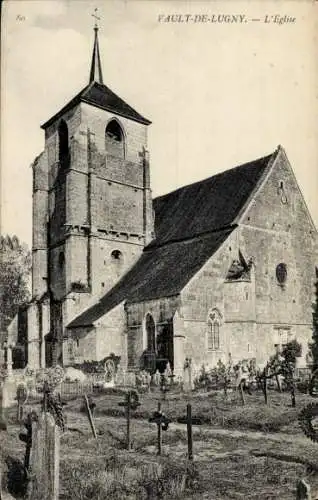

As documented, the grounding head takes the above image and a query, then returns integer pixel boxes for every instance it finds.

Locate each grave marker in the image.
[177,403,202,461]
[148,402,171,455]
[183,358,192,393]
[118,390,140,450]
[296,479,312,500]
[83,394,97,439]
[186,404,193,461]
[28,412,60,500]
[16,382,28,423]
[0,381,7,430]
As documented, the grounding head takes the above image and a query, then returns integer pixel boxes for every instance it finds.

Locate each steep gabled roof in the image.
[68,228,233,329]
[151,151,276,247]
[68,149,278,329]
[41,81,151,129]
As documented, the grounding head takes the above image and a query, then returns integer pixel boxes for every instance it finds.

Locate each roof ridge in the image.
[153,151,275,204]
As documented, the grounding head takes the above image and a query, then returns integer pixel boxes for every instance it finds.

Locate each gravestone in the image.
[0,381,7,430]
[6,346,13,378]
[164,362,172,380]
[153,370,161,387]
[104,359,116,387]
[296,479,312,500]
[115,365,125,385]
[28,412,60,500]
[183,358,193,392]
[16,382,28,422]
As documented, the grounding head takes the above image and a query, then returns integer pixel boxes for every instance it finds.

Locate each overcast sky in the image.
[1,0,317,247]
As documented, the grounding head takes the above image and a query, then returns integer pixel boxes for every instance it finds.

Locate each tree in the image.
[0,235,31,345]
[309,267,318,372]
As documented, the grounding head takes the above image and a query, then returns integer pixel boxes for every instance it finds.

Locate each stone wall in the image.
[63,303,127,366]
[180,232,236,367]
[177,149,318,369]
[126,296,181,369]
[240,148,317,366]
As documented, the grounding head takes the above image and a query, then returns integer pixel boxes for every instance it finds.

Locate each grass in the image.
[1,388,318,499]
[66,387,313,433]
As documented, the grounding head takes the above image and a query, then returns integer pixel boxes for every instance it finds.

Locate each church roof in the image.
[67,149,278,329]
[41,81,151,129]
[151,152,274,246]
[67,228,233,329]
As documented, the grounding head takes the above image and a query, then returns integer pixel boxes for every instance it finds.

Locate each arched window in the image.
[58,120,69,168]
[145,313,156,353]
[207,310,221,350]
[110,249,123,278]
[105,119,125,158]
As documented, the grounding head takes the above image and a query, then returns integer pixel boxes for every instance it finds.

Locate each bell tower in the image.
[29,13,153,367]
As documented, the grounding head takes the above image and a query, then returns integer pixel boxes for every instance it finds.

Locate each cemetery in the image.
[1,345,318,499]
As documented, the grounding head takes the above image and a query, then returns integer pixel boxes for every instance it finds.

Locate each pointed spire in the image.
[89,8,103,85]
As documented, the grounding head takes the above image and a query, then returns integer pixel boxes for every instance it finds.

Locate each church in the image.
[27,23,317,376]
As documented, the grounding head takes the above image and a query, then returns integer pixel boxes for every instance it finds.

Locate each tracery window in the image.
[207,310,221,350]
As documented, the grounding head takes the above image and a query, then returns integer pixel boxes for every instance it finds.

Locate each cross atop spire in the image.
[89,8,103,84]
[92,7,100,29]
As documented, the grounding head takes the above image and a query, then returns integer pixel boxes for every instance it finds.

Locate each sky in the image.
[1,0,318,247]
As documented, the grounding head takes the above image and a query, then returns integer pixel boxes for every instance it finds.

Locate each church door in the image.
[156,322,174,370]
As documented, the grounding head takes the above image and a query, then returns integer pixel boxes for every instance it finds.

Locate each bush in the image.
[297,381,309,394]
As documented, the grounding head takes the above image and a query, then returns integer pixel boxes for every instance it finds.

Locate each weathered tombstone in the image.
[0,348,5,365]
[144,371,151,392]
[0,377,16,428]
[153,370,161,387]
[16,382,28,423]
[296,479,312,500]
[183,358,192,393]
[104,359,116,387]
[27,412,60,500]
[164,362,172,380]
[115,364,125,386]
[0,381,7,430]
[6,346,13,378]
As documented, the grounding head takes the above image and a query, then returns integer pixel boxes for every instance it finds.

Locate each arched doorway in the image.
[156,322,174,371]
